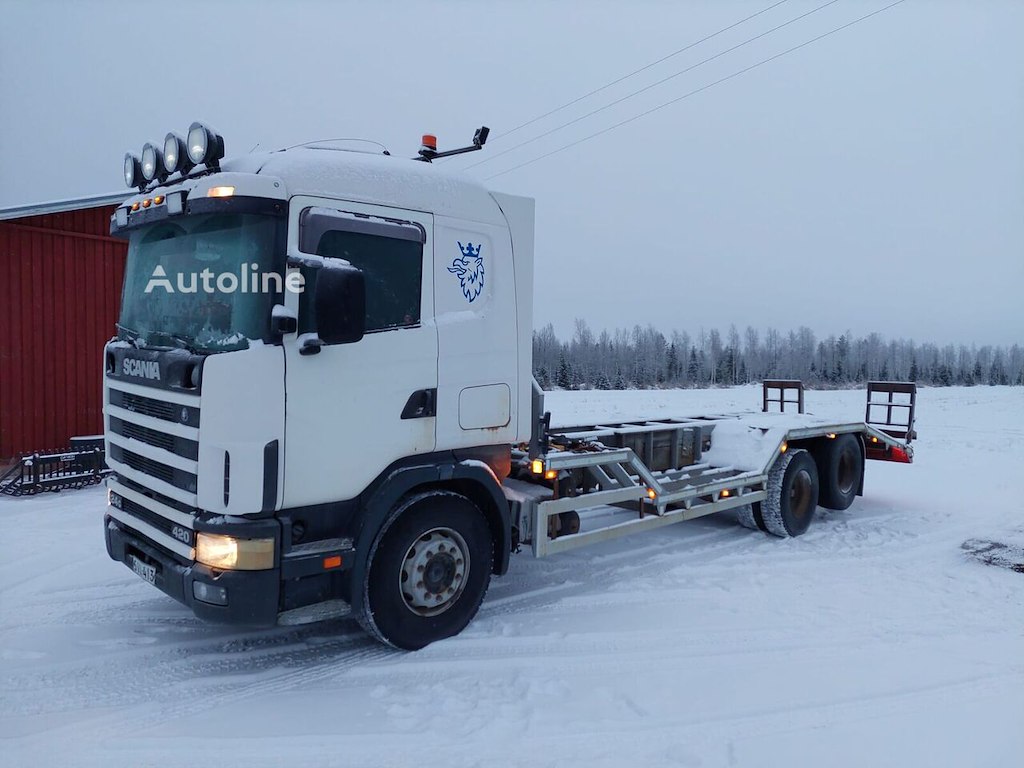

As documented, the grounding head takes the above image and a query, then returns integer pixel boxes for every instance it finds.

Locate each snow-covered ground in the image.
[2,385,1022,767]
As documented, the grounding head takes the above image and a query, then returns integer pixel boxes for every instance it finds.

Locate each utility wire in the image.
[466,0,842,171]
[484,0,907,182]
[493,0,791,143]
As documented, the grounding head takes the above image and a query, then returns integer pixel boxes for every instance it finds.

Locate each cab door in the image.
[281,196,437,507]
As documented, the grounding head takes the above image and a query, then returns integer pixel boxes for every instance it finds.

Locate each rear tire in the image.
[762,449,819,538]
[815,434,863,511]
[736,502,767,532]
[358,492,492,650]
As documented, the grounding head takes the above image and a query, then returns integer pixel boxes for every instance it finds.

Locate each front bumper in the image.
[105,514,280,625]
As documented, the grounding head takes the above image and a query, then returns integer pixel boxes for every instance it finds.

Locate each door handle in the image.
[401,388,436,419]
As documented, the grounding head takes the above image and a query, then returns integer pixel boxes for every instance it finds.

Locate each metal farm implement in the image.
[0,437,109,496]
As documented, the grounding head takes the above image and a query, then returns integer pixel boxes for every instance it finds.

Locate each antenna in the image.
[414,126,489,162]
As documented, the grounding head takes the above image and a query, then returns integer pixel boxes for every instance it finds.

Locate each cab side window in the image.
[297,209,426,336]
[316,230,422,332]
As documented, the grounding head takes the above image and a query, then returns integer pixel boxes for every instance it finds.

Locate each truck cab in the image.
[104,124,534,649]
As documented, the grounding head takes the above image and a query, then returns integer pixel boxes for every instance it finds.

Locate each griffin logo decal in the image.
[448,241,484,303]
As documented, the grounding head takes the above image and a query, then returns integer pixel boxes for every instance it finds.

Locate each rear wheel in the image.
[358,492,493,650]
[736,502,767,532]
[815,433,863,511]
[762,449,819,538]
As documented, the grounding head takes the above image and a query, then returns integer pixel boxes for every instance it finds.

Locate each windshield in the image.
[119,213,283,352]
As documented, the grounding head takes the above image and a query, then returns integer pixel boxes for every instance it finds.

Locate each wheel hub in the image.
[400,527,470,617]
[837,451,856,494]
[790,470,813,519]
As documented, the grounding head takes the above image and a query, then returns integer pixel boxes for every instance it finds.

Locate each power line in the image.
[484,0,907,182]
[465,0,843,171]
[493,0,791,143]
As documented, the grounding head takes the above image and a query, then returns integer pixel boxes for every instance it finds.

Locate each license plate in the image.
[128,554,157,584]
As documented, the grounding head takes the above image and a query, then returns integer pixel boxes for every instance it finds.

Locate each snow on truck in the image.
[103,123,917,649]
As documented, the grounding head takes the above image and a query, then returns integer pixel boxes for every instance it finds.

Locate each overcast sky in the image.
[1,0,1021,347]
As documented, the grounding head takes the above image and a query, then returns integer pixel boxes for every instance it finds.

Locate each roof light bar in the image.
[123,121,225,189]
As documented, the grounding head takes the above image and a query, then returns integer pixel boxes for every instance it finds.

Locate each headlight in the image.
[140,142,164,182]
[195,532,274,570]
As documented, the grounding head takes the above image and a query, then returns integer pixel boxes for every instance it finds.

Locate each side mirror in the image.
[314,263,365,346]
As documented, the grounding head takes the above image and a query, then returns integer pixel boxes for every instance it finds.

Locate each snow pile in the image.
[1,386,1022,767]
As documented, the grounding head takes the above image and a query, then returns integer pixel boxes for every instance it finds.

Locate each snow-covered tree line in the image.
[533,320,1024,390]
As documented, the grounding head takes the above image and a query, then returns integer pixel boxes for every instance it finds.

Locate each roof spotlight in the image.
[124,153,144,189]
[163,132,192,176]
[186,121,225,167]
[140,142,166,182]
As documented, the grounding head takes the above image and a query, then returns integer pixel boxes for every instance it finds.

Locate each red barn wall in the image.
[0,205,126,461]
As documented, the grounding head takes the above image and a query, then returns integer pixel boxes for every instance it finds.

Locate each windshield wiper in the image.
[164,333,199,354]
[137,330,200,353]
[116,323,141,346]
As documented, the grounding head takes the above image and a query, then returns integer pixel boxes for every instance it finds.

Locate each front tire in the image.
[762,449,819,538]
[359,492,493,650]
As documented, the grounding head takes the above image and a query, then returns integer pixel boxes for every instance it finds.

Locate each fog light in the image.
[163,131,191,175]
[140,142,165,182]
[124,153,143,188]
[192,581,228,606]
[195,532,274,570]
[187,121,225,166]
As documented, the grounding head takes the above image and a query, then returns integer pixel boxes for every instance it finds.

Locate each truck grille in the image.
[116,446,174,484]
[119,496,194,547]
[109,389,200,428]
[108,444,197,493]
[119,419,174,451]
[109,416,199,461]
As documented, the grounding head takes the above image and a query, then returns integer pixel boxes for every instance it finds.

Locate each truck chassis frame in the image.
[511,381,916,557]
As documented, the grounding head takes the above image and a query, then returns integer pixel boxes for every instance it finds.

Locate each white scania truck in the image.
[103,123,916,649]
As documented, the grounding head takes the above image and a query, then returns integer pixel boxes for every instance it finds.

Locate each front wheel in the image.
[358,492,493,650]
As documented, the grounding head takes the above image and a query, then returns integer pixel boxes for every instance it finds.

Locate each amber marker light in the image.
[153,195,164,205]
[323,555,342,570]
[780,441,788,453]
[647,488,657,500]
[531,459,543,475]
[721,489,731,498]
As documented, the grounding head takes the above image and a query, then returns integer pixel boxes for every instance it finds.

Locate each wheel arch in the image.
[350,461,511,609]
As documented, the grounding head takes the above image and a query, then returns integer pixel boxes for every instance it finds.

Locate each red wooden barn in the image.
[0,194,128,462]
